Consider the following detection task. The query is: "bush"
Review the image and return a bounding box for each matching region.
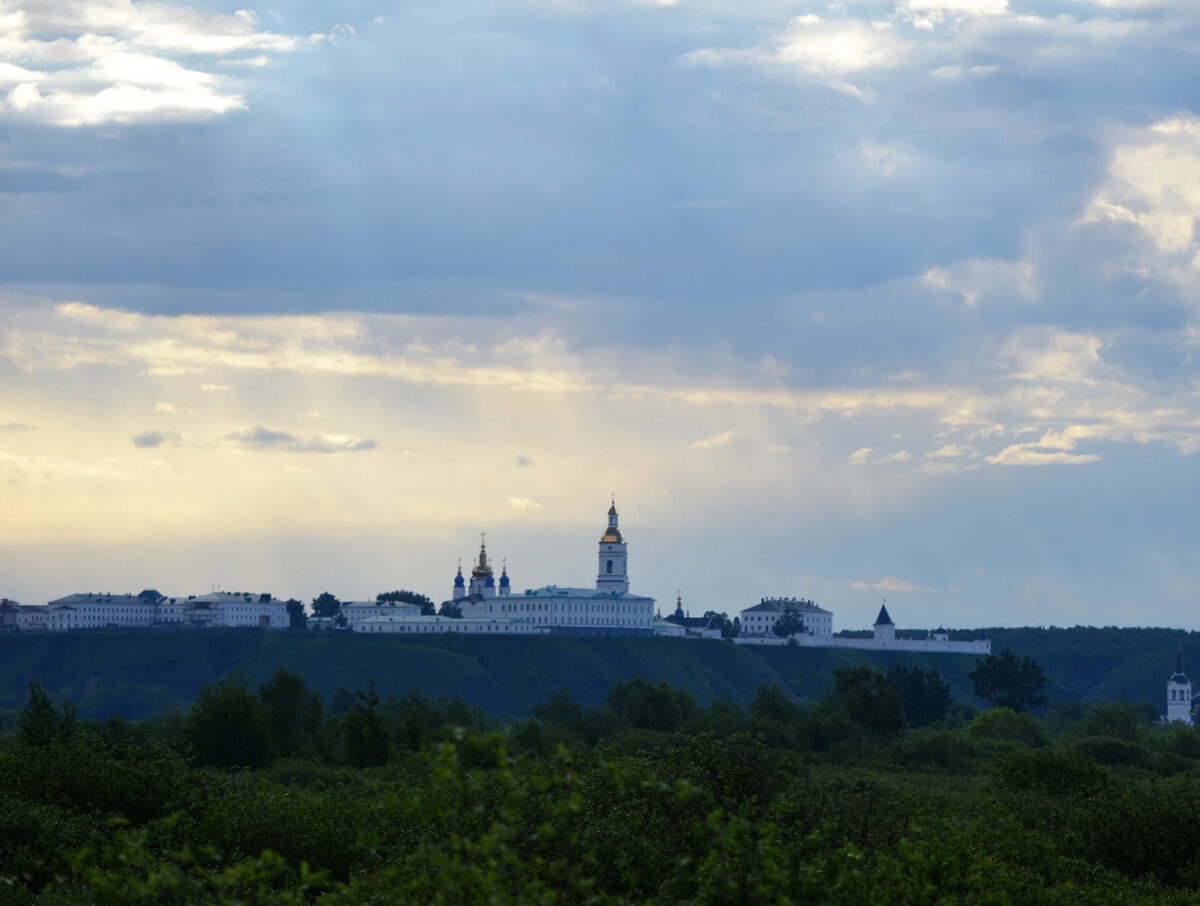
[967,707,1048,748]
[1074,735,1152,768]
[993,746,1109,797]
[888,729,978,773]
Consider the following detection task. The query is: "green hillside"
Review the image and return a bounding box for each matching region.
[0,625,1190,720]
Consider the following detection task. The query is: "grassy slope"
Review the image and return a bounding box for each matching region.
[0,625,1191,719]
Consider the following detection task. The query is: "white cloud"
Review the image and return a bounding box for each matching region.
[849,447,912,465]
[200,383,232,392]
[849,576,937,592]
[507,496,542,510]
[927,443,968,458]
[680,15,908,95]
[0,0,315,126]
[986,444,1102,466]
[1080,117,1200,267]
[923,258,1037,306]
[690,430,734,451]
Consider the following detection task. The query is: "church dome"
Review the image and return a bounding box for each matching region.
[601,527,623,543]
[485,575,495,587]
[454,572,465,587]
[500,570,510,587]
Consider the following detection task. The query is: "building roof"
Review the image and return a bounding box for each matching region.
[1171,645,1189,684]
[517,585,653,602]
[48,593,159,607]
[665,614,720,631]
[186,592,277,605]
[741,597,831,615]
[874,604,894,626]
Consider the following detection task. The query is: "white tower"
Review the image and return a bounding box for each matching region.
[596,499,629,593]
[1167,646,1193,725]
[873,602,895,642]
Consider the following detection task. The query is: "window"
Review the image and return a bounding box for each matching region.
[607,560,613,574]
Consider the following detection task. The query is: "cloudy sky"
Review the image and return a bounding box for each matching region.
[2,0,1199,629]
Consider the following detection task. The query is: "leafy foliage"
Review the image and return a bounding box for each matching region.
[969,649,1048,712]
[185,673,272,768]
[311,592,342,620]
[887,664,952,728]
[376,589,436,613]
[773,609,804,638]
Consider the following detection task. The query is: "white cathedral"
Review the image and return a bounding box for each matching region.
[446,501,656,635]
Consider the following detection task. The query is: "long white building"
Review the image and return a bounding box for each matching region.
[10,590,291,632]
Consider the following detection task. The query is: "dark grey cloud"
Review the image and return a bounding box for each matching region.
[224,425,376,453]
[131,430,182,448]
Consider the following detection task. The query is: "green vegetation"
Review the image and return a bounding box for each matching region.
[4,662,1200,904]
[4,625,1193,726]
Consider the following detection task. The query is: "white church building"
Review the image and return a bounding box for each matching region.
[1167,647,1193,725]
[445,501,656,635]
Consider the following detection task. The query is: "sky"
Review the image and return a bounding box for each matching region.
[2,0,1200,630]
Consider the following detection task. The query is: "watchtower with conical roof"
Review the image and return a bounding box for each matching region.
[873,602,895,642]
[1167,646,1193,725]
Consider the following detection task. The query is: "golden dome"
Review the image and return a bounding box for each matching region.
[601,527,623,543]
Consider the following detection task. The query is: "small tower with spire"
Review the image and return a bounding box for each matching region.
[1167,645,1192,725]
[596,497,630,593]
[452,560,466,602]
[499,560,511,598]
[873,601,895,642]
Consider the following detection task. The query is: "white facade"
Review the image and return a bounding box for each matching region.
[341,601,422,630]
[739,598,834,638]
[36,590,288,631]
[735,634,992,654]
[355,615,549,635]
[1167,648,1193,725]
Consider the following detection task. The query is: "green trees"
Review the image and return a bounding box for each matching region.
[886,664,952,727]
[824,665,906,743]
[311,592,342,620]
[438,601,463,618]
[16,682,75,746]
[773,610,804,638]
[377,589,436,614]
[258,668,323,757]
[285,598,307,630]
[185,673,272,768]
[341,685,389,767]
[606,677,695,732]
[703,611,741,638]
[969,649,1048,712]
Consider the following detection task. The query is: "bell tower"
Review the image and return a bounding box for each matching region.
[1168,645,1193,725]
[596,498,629,593]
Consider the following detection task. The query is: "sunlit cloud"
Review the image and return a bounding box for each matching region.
[507,497,542,510]
[0,0,320,126]
[848,576,938,593]
[689,431,734,451]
